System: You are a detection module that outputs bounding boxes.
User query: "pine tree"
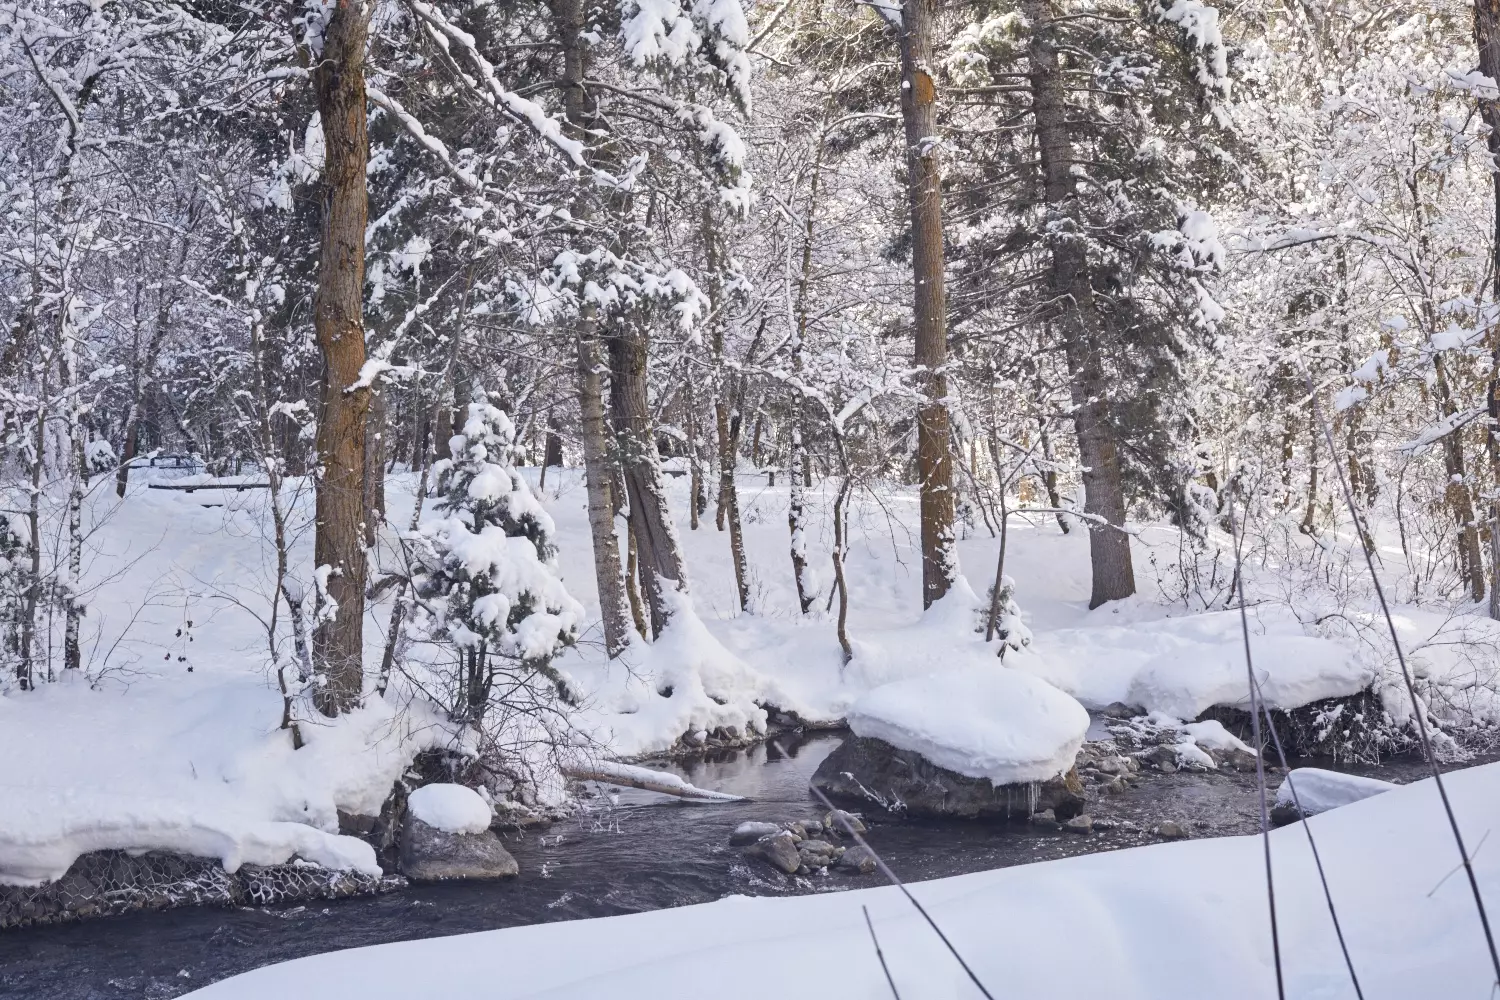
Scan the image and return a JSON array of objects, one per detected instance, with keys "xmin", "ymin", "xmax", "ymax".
[{"xmin": 408, "ymin": 389, "xmax": 583, "ymax": 725}]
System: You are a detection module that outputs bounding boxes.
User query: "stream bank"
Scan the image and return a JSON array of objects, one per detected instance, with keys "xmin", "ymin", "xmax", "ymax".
[{"xmin": 0, "ymin": 727, "xmax": 1484, "ymax": 1000}]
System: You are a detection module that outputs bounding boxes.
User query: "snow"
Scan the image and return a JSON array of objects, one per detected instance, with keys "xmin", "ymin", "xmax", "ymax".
[
  {"xmin": 406, "ymin": 784, "xmax": 492, "ymax": 835},
  {"xmin": 1275, "ymin": 767, "xmax": 1398, "ymax": 817},
  {"xmin": 189, "ymin": 759, "xmax": 1500, "ymax": 999},
  {"xmin": 1180, "ymin": 718, "xmax": 1252, "ymax": 752},
  {"xmin": 0, "ymin": 671, "xmax": 422, "ymax": 885},
  {"xmin": 1014, "ymin": 607, "xmax": 1374, "ymax": 718},
  {"xmin": 847, "ymin": 665, "xmax": 1089, "ymax": 785}
]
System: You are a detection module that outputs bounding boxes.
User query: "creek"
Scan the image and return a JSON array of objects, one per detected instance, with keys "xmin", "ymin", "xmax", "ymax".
[{"xmin": 0, "ymin": 728, "xmax": 1477, "ymax": 1000}]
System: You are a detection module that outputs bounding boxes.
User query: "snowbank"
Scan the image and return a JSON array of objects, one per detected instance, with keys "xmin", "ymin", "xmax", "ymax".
[
  {"xmin": 188, "ymin": 760, "xmax": 1500, "ymax": 999},
  {"xmin": 847, "ymin": 666, "xmax": 1089, "ymax": 785},
  {"xmin": 0, "ymin": 674, "xmax": 443, "ymax": 885},
  {"xmin": 1015, "ymin": 608, "xmax": 1374, "ymax": 718},
  {"xmin": 406, "ymin": 784, "xmax": 492, "ymax": 835},
  {"xmin": 1275, "ymin": 767, "xmax": 1397, "ymax": 817}
]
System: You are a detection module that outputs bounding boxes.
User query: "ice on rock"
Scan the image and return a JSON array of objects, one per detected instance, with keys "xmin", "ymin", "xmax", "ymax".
[
  {"xmin": 847, "ymin": 667, "xmax": 1089, "ymax": 786},
  {"xmin": 407, "ymin": 784, "xmax": 493, "ymax": 836}
]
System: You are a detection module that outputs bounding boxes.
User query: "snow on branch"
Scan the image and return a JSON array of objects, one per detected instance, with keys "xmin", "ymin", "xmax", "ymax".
[
  {"xmin": 1399, "ymin": 407, "xmax": 1488, "ymax": 453},
  {"xmin": 400, "ymin": 0, "xmax": 590, "ymax": 170},
  {"xmin": 1152, "ymin": 0, "xmax": 1231, "ymax": 112}
]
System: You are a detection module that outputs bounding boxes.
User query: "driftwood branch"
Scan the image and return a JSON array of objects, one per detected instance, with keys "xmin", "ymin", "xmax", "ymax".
[{"xmin": 561, "ymin": 761, "xmax": 747, "ymax": 802}]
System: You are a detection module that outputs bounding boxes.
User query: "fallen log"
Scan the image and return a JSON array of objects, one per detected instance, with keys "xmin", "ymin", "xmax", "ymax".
[{"xmin": 561, "ymin": 760, "xmax": 746, "ymax": 802}]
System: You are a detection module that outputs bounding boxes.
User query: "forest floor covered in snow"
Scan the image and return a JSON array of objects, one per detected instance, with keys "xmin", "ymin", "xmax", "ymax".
[{"xmin": 4, "ymin": 464, "xmax": 1500, "ymax": 886}]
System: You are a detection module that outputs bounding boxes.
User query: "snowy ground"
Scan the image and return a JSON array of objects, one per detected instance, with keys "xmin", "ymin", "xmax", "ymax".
[
  {"xmin": 1, "ymin": 463, "xmax": 1493, "ymax": 884},
  {"xmin": 186, "ymin": 759, "xmax": 1500, "ymax": 999}
]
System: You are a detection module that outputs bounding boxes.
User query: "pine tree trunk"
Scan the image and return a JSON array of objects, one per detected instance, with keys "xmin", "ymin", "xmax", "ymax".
[
  {"xmin": 1027, "ymin": 2, "xmax": 1134, "ymax": 608},
  {"xmin": 900, "ymin": 0, "xmax": 957, "ymax": 609},
  {"xmin": 309, "ymin": 3, "xmax": 373, "ymax": 717}
]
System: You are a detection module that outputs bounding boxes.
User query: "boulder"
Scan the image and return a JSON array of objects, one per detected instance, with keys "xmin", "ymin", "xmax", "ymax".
[
  {"xmin": 823, "ymin": 809, "xmax": 867, "ymax": 836},
  {"xmin": 796, "ymin": 839, "xmax": 844, "ymax": 868},
  {"xmin": 836, "ymin": 845, "xmax": 878, "ymax": 875},
  {"xmin": 1155, "ymin": 821, "xmax": 1189, "ymax": 840},
  {"xmin": 1062, "ymin": 814, "xmax": 1093, "ymax": 834},
  {"xmin": 399, "ymin": 817, "xmax": 518, "ymax": 881},
  {"xmin": 810, "ymin": 736, "xmax": 1084, "ymax": 821},
  {"xmin": 744, "ymin": 831, "xmax": 801, "ymax": 875}
]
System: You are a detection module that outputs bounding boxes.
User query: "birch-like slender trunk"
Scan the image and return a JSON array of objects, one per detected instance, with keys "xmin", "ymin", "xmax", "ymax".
[{"xmin": 556, "ymin": 0, "xmax": 632, "ymax": 655}]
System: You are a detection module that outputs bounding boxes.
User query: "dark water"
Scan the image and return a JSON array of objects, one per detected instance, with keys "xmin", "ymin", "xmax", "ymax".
[{"xmin": 0, "ymin": 731, "xmax": 1481, "ymax": 1000}]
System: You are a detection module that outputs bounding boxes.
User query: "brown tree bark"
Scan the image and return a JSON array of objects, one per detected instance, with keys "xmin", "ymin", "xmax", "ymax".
[
  {"xmin": 309, "ymin": 2, "xmax": 373, "ymax": 716},
  {"xmin": 1027, "ymin": 1, "xmax": 1135, "ymax": 608},
  {"xmin": 900, "ymin": 0, "xmax": 957, "ymax": 609}
]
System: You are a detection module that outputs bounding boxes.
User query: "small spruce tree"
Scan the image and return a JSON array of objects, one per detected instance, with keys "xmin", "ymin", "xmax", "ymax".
[{"xmin": 408, "ymin": 389, "xmax": 583, "ymax": 726}]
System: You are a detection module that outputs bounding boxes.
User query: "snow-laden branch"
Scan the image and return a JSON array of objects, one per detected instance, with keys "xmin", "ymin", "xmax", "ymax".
[
  {"xmin": 399, "ymin": 0, "xmax": 590, "ymax": 170},
  {"xmin": 1399, "ymin": 407, "xmax": 1489, "ymax": 453}
]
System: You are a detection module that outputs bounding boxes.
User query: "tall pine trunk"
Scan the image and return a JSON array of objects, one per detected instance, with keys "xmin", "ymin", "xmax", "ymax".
[
  {"xmin": 899, "ymin": 0, "xmax": 957, "ymax": 609},
  {"xmin": 309, "ymin": 4, "xmax": 373, "ymax": 716},
  {"xmin": 1027, "ymin": 2, "xmax": 1134, "ymax": 608}
]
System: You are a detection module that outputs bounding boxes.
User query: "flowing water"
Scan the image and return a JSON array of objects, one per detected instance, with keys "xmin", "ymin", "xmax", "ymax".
[{"xmin": 0, "ymin": 730, "xmax": 1480, "ymax": 1000}]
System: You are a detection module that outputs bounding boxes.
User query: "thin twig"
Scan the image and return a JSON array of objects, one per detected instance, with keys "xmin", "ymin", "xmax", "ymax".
[{"xmin": 863, "ymin": 905, "xmax": 903, "ymax": 1000}]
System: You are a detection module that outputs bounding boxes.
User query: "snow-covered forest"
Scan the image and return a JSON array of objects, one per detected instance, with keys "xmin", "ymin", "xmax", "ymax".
[{"xmin": 7, "ymin": 1, "xmax": 1500, "ymax": 997}]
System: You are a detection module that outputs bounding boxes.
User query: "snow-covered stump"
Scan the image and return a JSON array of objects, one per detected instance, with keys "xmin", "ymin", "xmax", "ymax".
[
  {"xmin": 810, "ymin": 668, "xmax": 1090, "ymax": 821},
  {"xmin": 0, "ymin": 850, "xmax": 393, "ymax": 931}
]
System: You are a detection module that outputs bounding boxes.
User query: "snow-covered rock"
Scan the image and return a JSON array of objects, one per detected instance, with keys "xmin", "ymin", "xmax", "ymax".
[
  {"xmin": 846, "ymin": 666, "xmax": 1090, "ymax": 786},
  {"xmin": 399, "ymin": 817, "xmax": 517, "ymax": 882},
  {"xmin": 1274, "ymin": 767, "xmax": 1397, "ymax": 819},
  {"xmin": 406, "ymin": 784, "xmax": 492, "ymax": 835}
]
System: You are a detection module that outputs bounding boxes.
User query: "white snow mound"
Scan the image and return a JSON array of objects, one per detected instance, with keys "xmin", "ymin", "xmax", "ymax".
[
  {"xmin": 1126, "ymin": 634, "xmax": 1368, "ymax": 720},
  {"xmin": 1275, "ymin": 767, "xmax": 1397, "ymax": 817},
  {"xmin": 847, "ymin": 667, "xmax": 1089, "ymax": 785},
  {"xmin": 407, "ymin": 784, "xmax": 492, "ymax": 835}
]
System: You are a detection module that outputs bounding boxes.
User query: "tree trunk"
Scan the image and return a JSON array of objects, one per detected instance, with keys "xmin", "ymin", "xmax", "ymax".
[
  {"xmin": 1433, "ymin": 355, "xmax": 1485, "ymax": 602},
  {"xmin": 900, "ymin": 0, "xmax": 957, "ymax": 609},
  {"xmin": 1027, "ymin": 2, "xmax": 1134, "ymax": 608},
  {"xmin": 364, "ymin": 383, "xmax": 387, "ymax": 549},
  {"xmin": 555, "ymin": 0, "xmax": 634, "ymax": 655},
  {"xmin": 309, "ymin": 3, "xmax": 373, "ymax": 716},
  {"xmin": 1476, "ymin": 0, "xmax": 1500, "ymax": 617},
  {"xmin": 608, "ymin": 323, "xmax": 688, "ymax": 636}
]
